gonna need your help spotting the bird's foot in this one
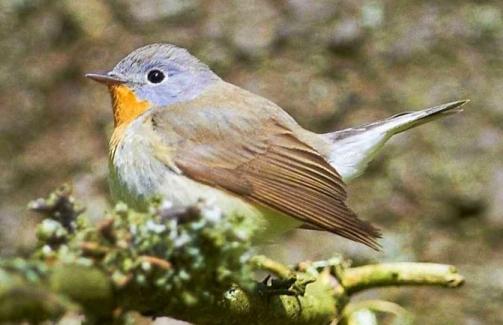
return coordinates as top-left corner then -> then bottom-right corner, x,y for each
258,274 -> 315,296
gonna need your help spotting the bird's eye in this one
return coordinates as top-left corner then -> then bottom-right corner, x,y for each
147,70 -> 165,84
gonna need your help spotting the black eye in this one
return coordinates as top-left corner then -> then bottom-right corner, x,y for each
147,69 -> 165,83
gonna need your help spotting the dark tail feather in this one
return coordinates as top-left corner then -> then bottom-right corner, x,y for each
383,99 -> 469,135
324,99 -> 469,182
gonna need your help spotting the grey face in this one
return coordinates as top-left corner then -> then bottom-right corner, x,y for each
109,43 -> 220,107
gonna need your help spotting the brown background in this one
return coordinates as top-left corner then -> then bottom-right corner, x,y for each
0,1 -> 502,323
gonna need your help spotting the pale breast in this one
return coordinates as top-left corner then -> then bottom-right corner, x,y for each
110,115 -> 203,209
108,114 -> 301,240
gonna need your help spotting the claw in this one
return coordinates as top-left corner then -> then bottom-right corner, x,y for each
258,276 -> 299,296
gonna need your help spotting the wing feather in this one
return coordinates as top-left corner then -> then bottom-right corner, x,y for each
150,83 -> 381,249
172,118 -> 381,249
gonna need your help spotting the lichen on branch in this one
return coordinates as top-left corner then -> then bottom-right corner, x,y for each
0,186 -> 464,324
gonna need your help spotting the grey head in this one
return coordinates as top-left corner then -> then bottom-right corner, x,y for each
87,43 -> 220,107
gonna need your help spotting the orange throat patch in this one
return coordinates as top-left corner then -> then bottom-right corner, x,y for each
109,84 -> 150,127
108,85 -> 150,158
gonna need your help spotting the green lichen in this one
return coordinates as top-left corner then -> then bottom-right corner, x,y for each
0,187 -> 464,324
29,187 -> 255,319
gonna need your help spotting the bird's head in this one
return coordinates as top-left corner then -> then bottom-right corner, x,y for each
86,43 -> 219,127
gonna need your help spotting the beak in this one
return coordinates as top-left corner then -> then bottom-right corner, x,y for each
85,72 -> 126,85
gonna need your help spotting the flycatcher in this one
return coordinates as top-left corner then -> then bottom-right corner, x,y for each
86,43 -> 467,250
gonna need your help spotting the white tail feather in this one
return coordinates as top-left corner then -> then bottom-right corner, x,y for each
325,100 -> 469,182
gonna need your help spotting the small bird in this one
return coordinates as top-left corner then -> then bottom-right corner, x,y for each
86,43 -> 467,250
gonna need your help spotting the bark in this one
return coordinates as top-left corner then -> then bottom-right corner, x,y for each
0,186 -> 464,324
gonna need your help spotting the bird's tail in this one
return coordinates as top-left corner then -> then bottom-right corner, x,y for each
371,100 -> 469,135
324,100 -> 469,182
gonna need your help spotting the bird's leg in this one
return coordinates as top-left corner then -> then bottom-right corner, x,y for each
258,274 -> 316,297
252,255 -> 316,296
258,276 -> 298,296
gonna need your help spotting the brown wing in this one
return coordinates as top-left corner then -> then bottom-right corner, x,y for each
167,113 -> 381,249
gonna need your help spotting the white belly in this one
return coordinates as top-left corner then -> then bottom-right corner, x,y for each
109,119 -> 301,240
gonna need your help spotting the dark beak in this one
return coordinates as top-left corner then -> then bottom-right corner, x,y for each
85,72 -> 126,85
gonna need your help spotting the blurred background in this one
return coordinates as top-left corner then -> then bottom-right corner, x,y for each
0,0 -> 502,323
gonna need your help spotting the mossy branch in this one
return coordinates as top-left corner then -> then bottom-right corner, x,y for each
341,262 -> 465,295
0,186 -> 464,324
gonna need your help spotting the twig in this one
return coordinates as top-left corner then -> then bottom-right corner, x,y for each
250,255 -> 293,279
139,255 -> 172,270
341,262 -> 464,294
80,242 -> 110,256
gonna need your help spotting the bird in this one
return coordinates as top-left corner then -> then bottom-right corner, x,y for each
86,43 -> 468,250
